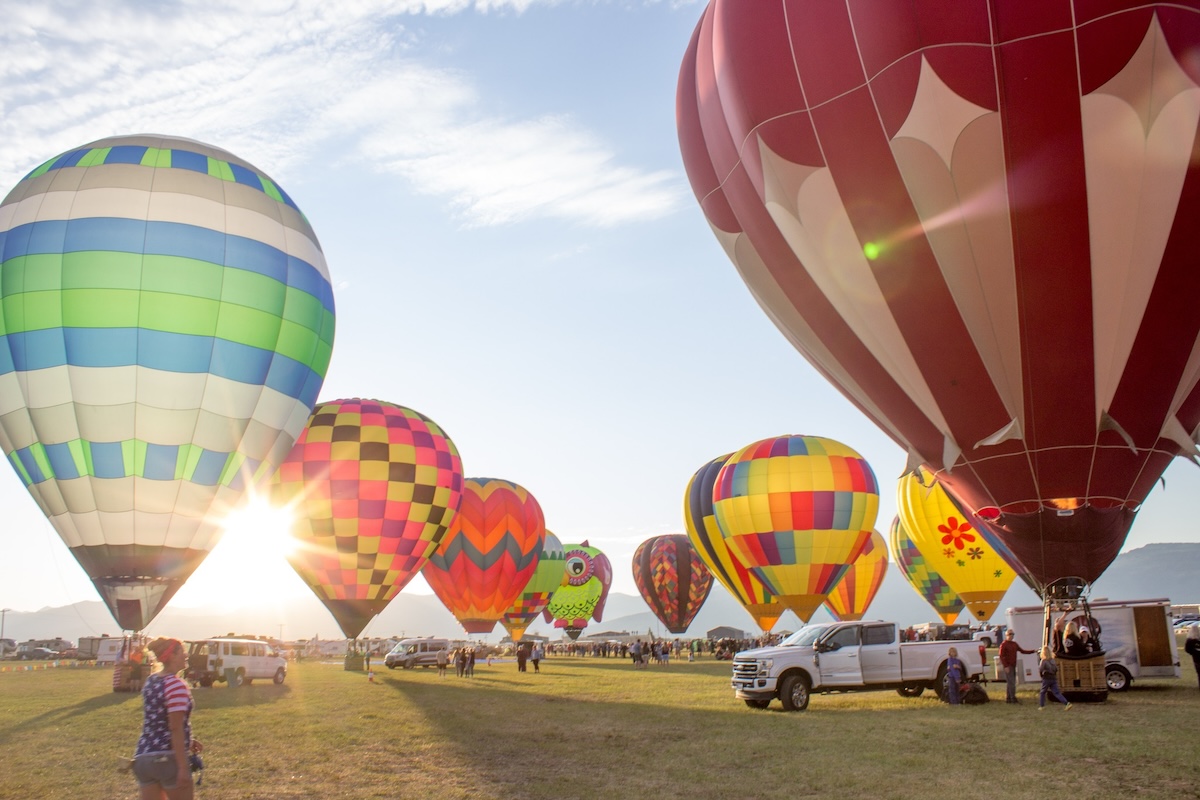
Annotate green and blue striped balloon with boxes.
[0,134,336,630]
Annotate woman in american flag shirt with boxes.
[132,638,204,799]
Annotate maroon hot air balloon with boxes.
[677,1,1200,589]
[632,534,713,635]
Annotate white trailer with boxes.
[1006,598,1180,692]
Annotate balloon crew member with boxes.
[998,630,1035,704]
[132,637,204,799]
[945,647,965,705]
[1185,624,1200,690]
[1037,646,1072,711]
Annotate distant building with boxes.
[706,626,746,640]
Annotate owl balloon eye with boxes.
[564,552,594,585]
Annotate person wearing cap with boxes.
[998,629,1035,704]
[132,637,204,799]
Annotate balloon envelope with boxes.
[632,534,714,635]
[712,435,878,622]
[888,515,964,626]
[270,399,463,639]
[823,529,887,622]
[684,454,783,631]
[501,530,565,643]
[0,135,335,630]
[677,2,1200,588]
[422,477,545,634]
[545,541,612,635]
[897,470,1016,622]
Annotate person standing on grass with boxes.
[436,647,448,678]
[1037,646,1072,711]
[132,638,204,800]
[531,643,543,673]
[1185,624,1200,690]
[945,647,965,705]
[999,629,1035,704]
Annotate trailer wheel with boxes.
[744,698,771,710]
[1105,665,1131,692]
[779,674,811,711]
[896,684,925,698]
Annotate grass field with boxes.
[1,652,1198,800]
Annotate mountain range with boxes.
[3,543,1196,646]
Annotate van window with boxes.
[231,642,250,656]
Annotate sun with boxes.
[168,489,307,612]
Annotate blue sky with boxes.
[2,0,1197,637]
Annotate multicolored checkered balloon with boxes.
[713,435,879,622]
[422,477,545,635]
[632,534,713,635]
[270,399,463,639]
[685,454,783,632]
[0,135,335,631]
[888,515,964,625]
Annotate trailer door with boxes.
[1133,606,1173,667]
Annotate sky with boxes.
[2,0,1199,640]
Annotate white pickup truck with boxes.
[731,621,985,711]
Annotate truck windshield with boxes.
[780,626,828,648]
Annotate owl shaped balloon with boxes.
[544,540,612,638]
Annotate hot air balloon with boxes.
[422,478,545,634]
[0,135,335,631]
[269,399,462,639]
[685,454,784,631]
[501,530,565,643]
[889,515,965,626]
[632,534,713,635]
[823,529,887,622]
[544,541,612,638]
[897,469,1016,622]
[712,435,879,622]
[677,2,1200,589]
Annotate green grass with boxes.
[1,655,1198,799]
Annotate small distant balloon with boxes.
[632,534,713,635]
[823,529,888,622]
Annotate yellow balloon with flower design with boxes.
[896,468,1016,622]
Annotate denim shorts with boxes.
[133,753,186,788]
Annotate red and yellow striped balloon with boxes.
[421,477,545,634]
[270,399,463,639]
[823,529,888,621]
[713,435,879,622]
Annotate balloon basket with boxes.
[1059,653,1108,703]
[344,653,365,671]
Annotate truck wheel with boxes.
[779,674,811,711]
[935,665,950,702]
[1105,665,1131,692]
[744,699,771,710]
[979,637,993,648]
[896,685,925,698]
[273,668,286,685]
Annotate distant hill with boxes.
[3,543,1195,645]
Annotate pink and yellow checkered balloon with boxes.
[713,435,878,622]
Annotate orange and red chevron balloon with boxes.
[823,529,888,622]
[632,534,713,635]
[422,477,546,634]
[713,435,879,622]
[270,398,464,639]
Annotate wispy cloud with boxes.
[0,0,683,226]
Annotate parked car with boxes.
[18,647,59,660]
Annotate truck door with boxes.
[817,625,863,686]
[859,624,902,683]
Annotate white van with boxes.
[186,638,288,687]
[384,637,451,669]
